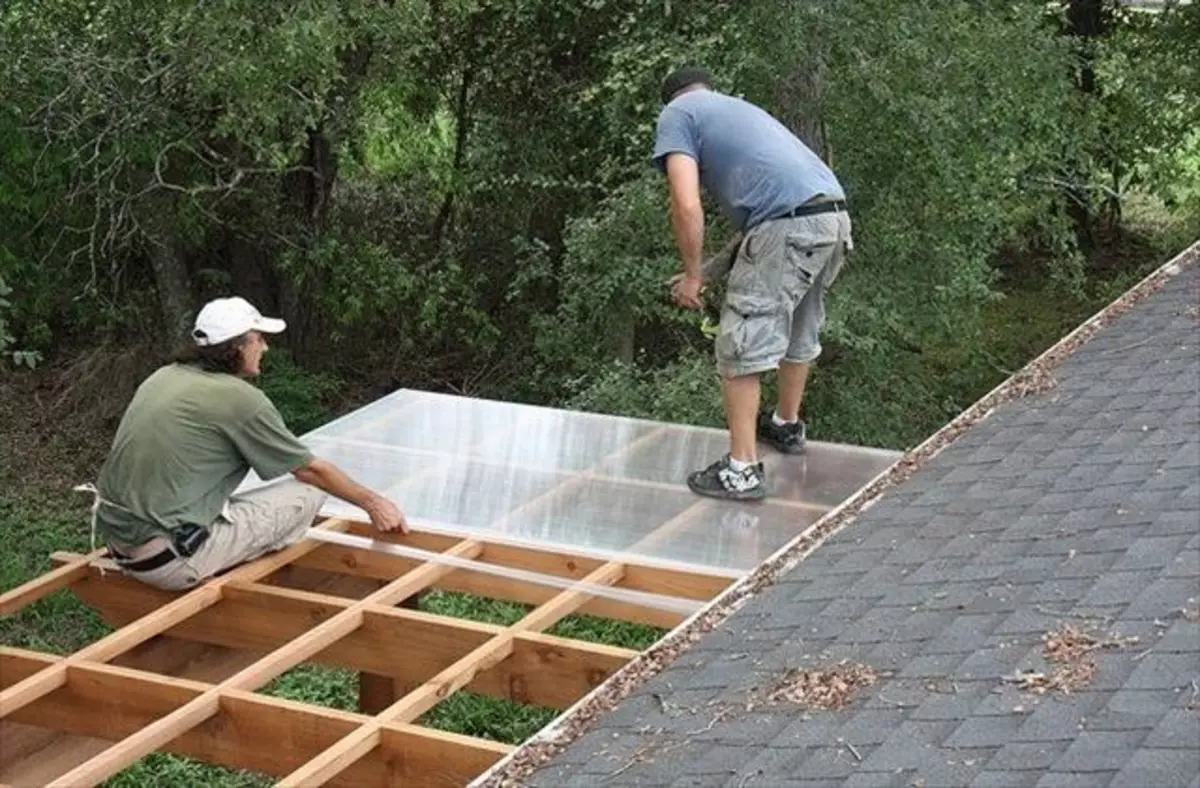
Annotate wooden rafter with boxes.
[55,567,636,709]
[1,647,511,787]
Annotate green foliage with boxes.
[533,173,704,377]
[567,350,726,428]
[255,351,342,434]
[421,690,557,744]
[1088,2,1200,220]
[0,274,42,368]
[765,1,1083,349]
[260,664,360,712]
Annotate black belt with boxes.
[776,199,847,220]
[108,522,210,573]
[109,544,178,573]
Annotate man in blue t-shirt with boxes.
[652,66,854,501]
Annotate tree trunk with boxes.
[1066,0,1109,94]
[432,60,475,246]
[778,56,829,159]
[143,208,195,347]
[1063,0,1115,245]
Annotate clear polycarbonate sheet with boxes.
[239,389,901,575]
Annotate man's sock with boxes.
[728,456,756,472]
[772,411,798,427]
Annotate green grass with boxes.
[0,492,111,654]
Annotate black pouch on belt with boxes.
[171,522,210,557]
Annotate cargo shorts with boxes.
[714,209,852,378]
[127,479,327,591]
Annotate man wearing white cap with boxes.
[87,296,407,591]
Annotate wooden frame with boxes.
[0,513,751,786]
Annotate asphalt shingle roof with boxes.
[503,253,1200,787]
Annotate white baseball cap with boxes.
[191,297,286,346]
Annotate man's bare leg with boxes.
[723,372,762,462]
[775,361,811,422]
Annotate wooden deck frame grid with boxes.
[0,420,830,786]
[0,518,738,786]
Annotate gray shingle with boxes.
[1015,693,1111,743]
[835,708,911,746]
[1124,653,1200,690]
[1078,571,1164,607]
[1124,577,1200,620]
[1111,747,1200,788]
[912,751,994,788]
[972,771,1043,787]
[988,741,1073,771]
[1034,770,1117,787]
[856,721,956,772]
[1050,729,1149,773]
[944,714,1027,748]
[1142,708,1200,749]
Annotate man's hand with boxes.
[670,272,705,310]
[364,494,408,534]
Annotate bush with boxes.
[256,351,342,434]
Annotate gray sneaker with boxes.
[757,412,806,454]
[687,454,768,501]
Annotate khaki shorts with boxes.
[715,209,852,378]
[124,479,327,591]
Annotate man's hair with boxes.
[171,332,250,375]
[660,65,713,105]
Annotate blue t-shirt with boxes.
[652,90,844,231]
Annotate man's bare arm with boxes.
[665,153,705,280]
[292,457,408,533]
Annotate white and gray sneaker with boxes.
[686,454,767,501]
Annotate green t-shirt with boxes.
[95,363,314,545]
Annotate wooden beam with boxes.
[1,650,510,787]
[375,724,512,787]
[45,539,484,787]
[0,519,357,724]
[290,524,732,628]
[0,549,108,617]
[64,570,635,710]
[7,414,756,786]
[275,559,630,786]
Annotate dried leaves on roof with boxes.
[766,662,880,710]
[1005,623,1139,695]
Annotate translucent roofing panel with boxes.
[240,389,900,575]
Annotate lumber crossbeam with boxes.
[37,539,486,787]
[0,519,360,722]
[0,548,108,617]
[1,648,512,787]
[288,521,732,627]
[54,564,635,708]
[274,560,631,786]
